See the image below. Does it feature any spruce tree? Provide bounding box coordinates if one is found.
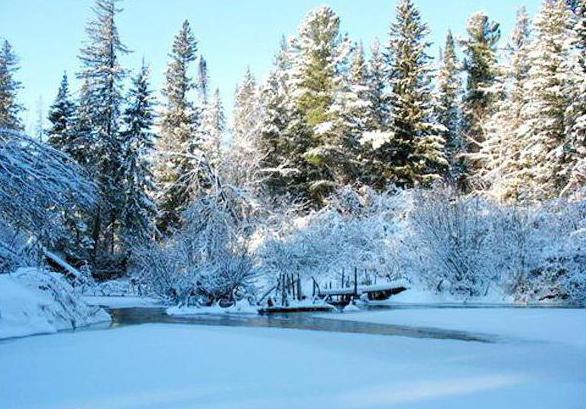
[480,7,532,200]
[154,20,201,234]
[78,0,129,261]
[228,68,262,189]
[47,72,76,154]
[120,62,157,245]
[517,0,575,200]
[200,88,225,166]
[460,12,501,184]
[366,38,388,130]
[197,56,209,104]
[563,0,586,195]
[367,0,447,188]
[435,31,464,186]
[0,40,23,130]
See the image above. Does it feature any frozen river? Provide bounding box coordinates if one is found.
[1,305,584,409]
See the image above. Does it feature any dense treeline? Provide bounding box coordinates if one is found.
[0,0,584,303]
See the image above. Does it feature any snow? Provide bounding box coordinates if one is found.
[319,307,586,347]
[1,315,584,409]
[0,268,110,340]
[167,300,258,315]
[83,296,161,309]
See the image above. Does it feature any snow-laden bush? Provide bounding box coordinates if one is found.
[255,186,412,286]
[410,185,586,303]
[132,186,257,305]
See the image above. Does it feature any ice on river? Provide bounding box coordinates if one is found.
[1,307,585,409]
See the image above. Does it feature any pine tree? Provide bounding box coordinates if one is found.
[366,38,388,130]
[227,68,262,189]
[120,62,157,245]
[365,0,447,188]
[460,12,501,184]
[197,56,209,104]
[47,72,76,154]
[154,20,201,234]
[0,40,23,130]
[517,0,575,200]
[563,0,586,195]
[77,0,129,262]
[435,31,464,185]
[200,88,225,166]
[480,7,532,200]
[287,6,353,201]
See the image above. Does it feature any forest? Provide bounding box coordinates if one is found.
[0,0,585,307]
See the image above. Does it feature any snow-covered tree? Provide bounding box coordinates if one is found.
[563,0,586,196]
[154,20,202,234]
[226,68,262,190]
[47,72,76,155]
[363,0,447,189]
[516,0,575,200]
[366,38,388,130]
[435,31,464,186]
[460,12,501,182]
[197,56,209,104]
[120,62,157,246]
[0,40,23,130]
[77,0,129,260]
[0,129,97,251]
[479,7,532,201]
[200,88,225,166]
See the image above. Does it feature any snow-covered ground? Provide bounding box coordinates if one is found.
[0,268,110,340]
[1,307,585,409]
[83,295,161,309]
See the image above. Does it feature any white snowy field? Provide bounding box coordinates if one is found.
[1,309,585,409]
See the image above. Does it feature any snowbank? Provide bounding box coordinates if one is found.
[166,299,258,315]
[0,268,110,339]
[83,295,160,308]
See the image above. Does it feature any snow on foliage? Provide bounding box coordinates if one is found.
[0,128,97,264]
[0,268,110,339]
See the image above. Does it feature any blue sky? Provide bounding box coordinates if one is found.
[1,0,541,133]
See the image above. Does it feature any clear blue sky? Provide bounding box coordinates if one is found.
[0,0,541,134]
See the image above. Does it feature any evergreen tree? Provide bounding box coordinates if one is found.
[517,0,575,200]
[480,7,532,200]
[227,68,262,189]
[200,88,225,166]
[197,56,209,104]
[365,0,447,188]
[154,20,201,234]
[0,40,23,130]
[288,6,352,201]
[460,12,501,183]
[435,31,464,185]
[47,72,76,154]
[366,38,388,130]
[120,62,157,246]
[78,0,129,261]
[563,0,586,195]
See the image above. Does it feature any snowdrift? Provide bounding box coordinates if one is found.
[0,268,110,339]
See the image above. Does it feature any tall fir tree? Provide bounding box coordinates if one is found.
[47,72,77,155]
[77,0,129,261]
[480,7,532,200]
[200,88,225,166]
[364,0,447,188]
[120,62,157,246]
[516,0,575,200]
[366,38,388,130]
[435,31,464,186]
[0,40,23,130]
[460,12,501,185]
[228,68,262,189]
[563,0,586,195]
[154,20,201,234]
[288,6,353,201]
[197,56,209,104]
